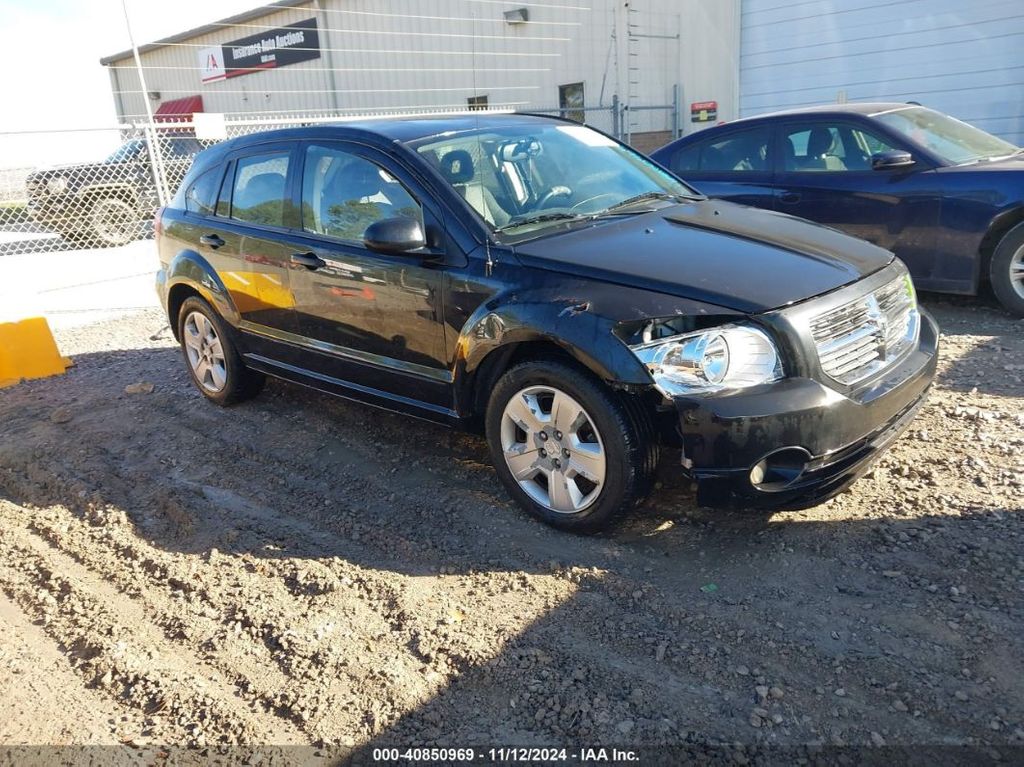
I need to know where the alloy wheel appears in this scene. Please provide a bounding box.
[500,385,607,513]
[183,311,228,393]
[1011,245,1024,301]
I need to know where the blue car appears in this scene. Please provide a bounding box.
[651,103,1024,315]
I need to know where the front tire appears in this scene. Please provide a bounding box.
[88,197,141,247]
[485,360,658,532]
[177,296,265,406]
[990,225,1024,317]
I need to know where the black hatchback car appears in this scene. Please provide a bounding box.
[651,104,1024,316]
[156,114,938,531]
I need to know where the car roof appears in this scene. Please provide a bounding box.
[652,104,921,154]
[221,112,568,149]
[716,102,916,128]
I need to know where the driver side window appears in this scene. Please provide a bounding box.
[782,123,898,172]
[301,146,422,242]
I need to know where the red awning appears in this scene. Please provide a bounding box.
[153,95,204,123]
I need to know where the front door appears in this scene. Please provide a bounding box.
[772,120,941,284]
[287,141,450,408]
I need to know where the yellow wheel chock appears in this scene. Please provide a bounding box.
[0,314,72,389]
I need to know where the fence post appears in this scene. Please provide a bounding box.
[121,0,169,207]
[672,84,681,139]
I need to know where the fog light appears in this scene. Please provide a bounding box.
[749,448,811,492]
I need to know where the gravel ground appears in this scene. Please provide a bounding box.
[0,294,1021,759]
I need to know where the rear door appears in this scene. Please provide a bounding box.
[209,142,301,335]
[663,124,776,209]
[773,118,941,279]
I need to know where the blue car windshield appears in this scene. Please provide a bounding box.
[873,106,1019,165]
[407,123,699,236]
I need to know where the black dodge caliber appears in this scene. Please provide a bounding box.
[156,114,938,531]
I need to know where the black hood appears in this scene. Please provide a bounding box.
[513,199,894,314]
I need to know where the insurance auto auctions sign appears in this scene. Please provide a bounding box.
[198,18,320,84]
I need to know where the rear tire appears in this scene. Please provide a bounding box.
[990,225,1024,317]
[485,359,658,532]
[177,296,264,406]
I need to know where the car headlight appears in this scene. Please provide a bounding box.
[630,324,783,395]
[46,177,68,194]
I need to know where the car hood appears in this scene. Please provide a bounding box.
[512,198,894,313]
[27,163,112,180]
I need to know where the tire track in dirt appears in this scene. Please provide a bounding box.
[0,501,308,747]
[0,419,982,746]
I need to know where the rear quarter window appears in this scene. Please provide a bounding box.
[184,167,222,216]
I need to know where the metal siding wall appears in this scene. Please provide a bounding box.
[110,3,337,120]
[740,0,1024,144]
[107,0,739,137]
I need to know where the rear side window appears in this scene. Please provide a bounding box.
[184,167,221,216]
[674,127,771,173]
[230,152,290,227]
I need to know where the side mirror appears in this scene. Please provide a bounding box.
[363,217,427,255]
[871,150,915,170]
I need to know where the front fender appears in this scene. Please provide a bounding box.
[453,278,742,415]
[165,250,240,328]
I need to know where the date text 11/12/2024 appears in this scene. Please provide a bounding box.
[371,747,640,762]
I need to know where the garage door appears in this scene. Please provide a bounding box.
[740,0,1024,144]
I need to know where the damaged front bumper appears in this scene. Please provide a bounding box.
[670,309,939,509]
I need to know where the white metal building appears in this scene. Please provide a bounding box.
[101,0,742,151]
[740,0,1024,144]
[102,0,1024,150]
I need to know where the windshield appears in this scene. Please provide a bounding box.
[873,106,1019,165]
[407,122,699,237]
[106,140,145,164]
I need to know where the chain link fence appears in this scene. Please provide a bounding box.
[0,101,680,258]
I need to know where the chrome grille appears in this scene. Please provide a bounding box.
[810,274,919,385]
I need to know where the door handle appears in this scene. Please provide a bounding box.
[291,251,326,270]
[199,233,225,249]
[779,192,801,205]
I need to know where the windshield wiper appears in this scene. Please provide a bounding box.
[495,211,589,232]
[598,191,687,214]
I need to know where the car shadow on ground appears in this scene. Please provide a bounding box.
[0,345,1021,752]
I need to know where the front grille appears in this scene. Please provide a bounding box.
[810,274,919,385]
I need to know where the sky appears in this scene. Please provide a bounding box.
[0,0,256,165]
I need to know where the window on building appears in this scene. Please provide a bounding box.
[230,152,290,227]
[301,145,422,242]
[673,126,771,173]
[559,82,585,123]
[468,95,489,111]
